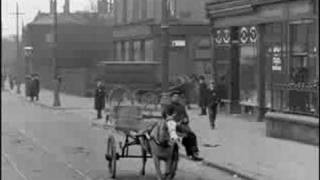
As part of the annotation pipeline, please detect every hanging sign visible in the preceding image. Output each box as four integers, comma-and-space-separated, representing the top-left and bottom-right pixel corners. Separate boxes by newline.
240, 27, 249, 44
249, 26, 257, 43
223, 29, 231, 44
272, 45, 282, 71
215, 30, 222, 44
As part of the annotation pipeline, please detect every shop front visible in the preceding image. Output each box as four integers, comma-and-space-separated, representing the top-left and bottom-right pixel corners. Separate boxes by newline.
206, 0, 318, 144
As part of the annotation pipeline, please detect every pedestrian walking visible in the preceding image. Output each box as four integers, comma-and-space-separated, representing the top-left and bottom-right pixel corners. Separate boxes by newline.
25, 75, 31, 98
198, 75, 208, 116
30, 74, 37, 101
34, 74, 40, 101
207, 81, 220, 129
94, 79, 106, 119
9, 75, 14, 90
162, 91, 203, 161
16, 78, 21, 94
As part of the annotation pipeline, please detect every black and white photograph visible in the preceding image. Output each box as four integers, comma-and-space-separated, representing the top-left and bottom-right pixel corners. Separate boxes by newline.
1, 0, 319, 180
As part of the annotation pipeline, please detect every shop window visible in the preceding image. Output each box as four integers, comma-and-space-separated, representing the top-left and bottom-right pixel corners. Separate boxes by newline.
239, 45, 258, 105
214, 45, 230, 100
287, 21, 318, 115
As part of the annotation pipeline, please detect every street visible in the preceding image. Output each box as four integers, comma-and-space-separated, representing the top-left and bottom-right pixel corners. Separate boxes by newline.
2, 91, 241, 180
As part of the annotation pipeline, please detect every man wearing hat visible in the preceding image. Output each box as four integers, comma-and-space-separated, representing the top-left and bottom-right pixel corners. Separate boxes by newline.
162, 91, 203, 161
94, 79, 106, 119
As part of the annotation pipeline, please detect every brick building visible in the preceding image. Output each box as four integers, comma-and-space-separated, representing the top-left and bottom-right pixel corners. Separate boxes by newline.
99, 0, 212, 90
23, 0, 113, 96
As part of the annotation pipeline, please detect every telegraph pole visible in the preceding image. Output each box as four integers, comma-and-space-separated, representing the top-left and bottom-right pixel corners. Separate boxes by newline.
52, 0, 61, 106
161, 0, 169, 92
10, 2, 24, 77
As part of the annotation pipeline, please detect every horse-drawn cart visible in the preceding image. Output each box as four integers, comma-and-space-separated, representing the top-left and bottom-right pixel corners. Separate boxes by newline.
103, 88, 179, 180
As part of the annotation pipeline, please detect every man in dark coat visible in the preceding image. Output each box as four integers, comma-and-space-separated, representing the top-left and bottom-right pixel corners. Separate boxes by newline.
94, 80, 106, 119
29, 74, 37, 101
198, 76, 208, 115
34, 74, 40, 101
162, 91, 203, 161
207, 81, 220, 129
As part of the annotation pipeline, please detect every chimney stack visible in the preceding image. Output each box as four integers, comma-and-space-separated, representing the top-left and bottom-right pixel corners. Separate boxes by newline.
63, 0, 70, 14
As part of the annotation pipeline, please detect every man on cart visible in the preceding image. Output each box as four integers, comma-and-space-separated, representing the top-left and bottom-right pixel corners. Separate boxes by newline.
162, 91, 203, 161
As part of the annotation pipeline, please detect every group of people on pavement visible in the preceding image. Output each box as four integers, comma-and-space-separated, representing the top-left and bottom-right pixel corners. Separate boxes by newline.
25, 73, 40, 101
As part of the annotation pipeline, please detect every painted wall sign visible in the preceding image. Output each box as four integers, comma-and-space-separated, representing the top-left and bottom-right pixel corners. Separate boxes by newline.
240, 27, 249, 44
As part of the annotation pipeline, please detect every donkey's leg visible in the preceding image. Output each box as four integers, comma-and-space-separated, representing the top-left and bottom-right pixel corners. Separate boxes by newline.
140, 147, 147, 176
152, 155, 163, 180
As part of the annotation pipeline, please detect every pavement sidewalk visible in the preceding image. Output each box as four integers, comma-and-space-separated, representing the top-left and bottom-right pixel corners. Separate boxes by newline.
7, 85, 319, 180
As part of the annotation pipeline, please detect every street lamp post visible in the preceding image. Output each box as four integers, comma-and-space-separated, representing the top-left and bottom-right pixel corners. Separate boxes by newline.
161, 0, 169, 92
159, 0, 170, 110
52, 0, 61, 107
24, 46, 33, 75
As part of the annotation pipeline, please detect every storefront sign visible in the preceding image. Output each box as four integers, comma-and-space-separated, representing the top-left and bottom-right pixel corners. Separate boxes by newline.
171, 40, 186, 47
240, 27, 249, 44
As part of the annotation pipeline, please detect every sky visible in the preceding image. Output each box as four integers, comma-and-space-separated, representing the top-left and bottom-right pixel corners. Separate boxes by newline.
2, 0, 95, 37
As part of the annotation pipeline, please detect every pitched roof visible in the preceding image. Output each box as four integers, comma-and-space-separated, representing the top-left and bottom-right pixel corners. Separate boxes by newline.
29, 12, 113, 26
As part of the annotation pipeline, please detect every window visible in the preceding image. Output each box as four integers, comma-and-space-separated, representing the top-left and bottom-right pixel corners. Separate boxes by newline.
127, 0, 133, 22
116, 42, 122, 60
239, 45, 258, 105
139, 0, 147, 20
107, 0, 114, 14
133, 41, 141, 61
124, 41, 129, 61
287, 21, 318, 114
169, 0, 176, 17
145, 39, 154, 61
146, 0, 154, 19
122, 0, 127, 23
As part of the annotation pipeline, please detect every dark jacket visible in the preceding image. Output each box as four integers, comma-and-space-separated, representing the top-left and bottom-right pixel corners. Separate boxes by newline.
94, 85, 106, 110
34, 79, 40, 94
30, 79, 38, 97
207, 88, 220, 108
198, 82, 208, 107
162, 101, 189, 124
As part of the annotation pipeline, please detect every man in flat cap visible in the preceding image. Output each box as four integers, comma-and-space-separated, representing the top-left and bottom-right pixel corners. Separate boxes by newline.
162, 91, 203, 161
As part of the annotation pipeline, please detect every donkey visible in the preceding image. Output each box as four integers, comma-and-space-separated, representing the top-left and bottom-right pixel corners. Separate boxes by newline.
137, 117, 180, 180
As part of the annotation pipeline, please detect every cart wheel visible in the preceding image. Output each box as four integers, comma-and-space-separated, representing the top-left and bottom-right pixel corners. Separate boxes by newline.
106, 135, 117, 178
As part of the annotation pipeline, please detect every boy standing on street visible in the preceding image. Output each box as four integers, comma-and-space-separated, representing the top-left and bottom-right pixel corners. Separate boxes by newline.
207, 81, 220, 129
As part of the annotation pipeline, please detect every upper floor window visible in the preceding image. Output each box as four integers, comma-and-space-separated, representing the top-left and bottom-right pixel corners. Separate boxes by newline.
168, 0, 176, 17
107, 0, 114, 14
